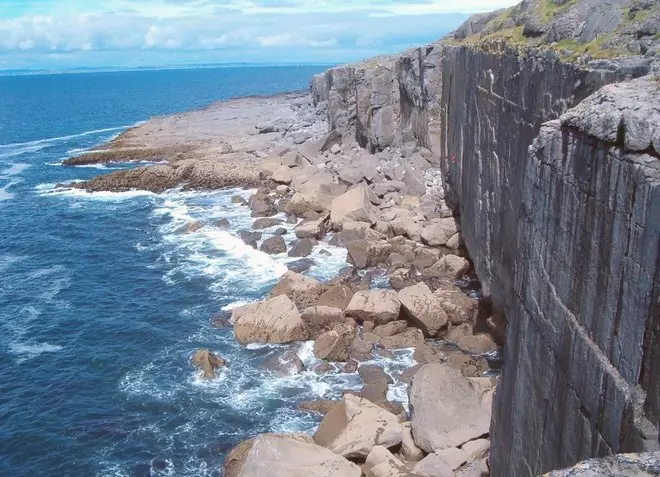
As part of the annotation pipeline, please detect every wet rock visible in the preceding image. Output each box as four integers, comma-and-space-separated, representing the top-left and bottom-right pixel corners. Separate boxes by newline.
342, 359, 359, 373
358, 364, 393, 385
446, 353, 489, 378
456, 333, 498, 355
313, 394, 403, 459
273, 227, 287, 236
185, 220, 204, 233
223, 433, 361, 477
409, 363, 493, 452
287, 258, 314, 273
240, 230, 262, 248
288, 238, 315, 257
253, 217, 284, 229
350, 338, 374, 361
314, 362, 334, 374
192, 349, 225, 379
317, 284, 354, 310
314, 323, 356, 362
262, 350, 305, 376
232, 295, 308, 344
398, 282, 448, 337
232, 195, 247, 205
413, 344, 446, 364
260, 235, 287, 255
248, 192, 277, 217
345, 290, 401, 324
215, 217, 231, 227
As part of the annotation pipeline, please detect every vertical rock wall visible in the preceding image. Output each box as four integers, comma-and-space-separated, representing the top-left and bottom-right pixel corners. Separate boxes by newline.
311, 42, 659, 475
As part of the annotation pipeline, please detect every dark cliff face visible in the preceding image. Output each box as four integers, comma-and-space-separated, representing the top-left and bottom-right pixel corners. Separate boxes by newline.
311, 37, 660, 475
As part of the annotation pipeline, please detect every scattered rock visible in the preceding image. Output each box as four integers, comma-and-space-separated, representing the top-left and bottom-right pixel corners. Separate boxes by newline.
275, 184, 289, 196
262, 350, 305, 376
373, 320, 409, 338
380, 328, 425, 349
409, 363, 492, 452
446, 353, 489, 378
363, 445, 419, 477
288, 238, 315, 257
358, 364, 393, 385
287, 258, 314, 273
270, 271, 325, 309
215, 218, 231, 227
317, 284, 354, 310
232, 295, 308, 344
456, 333, 499, 355
223, 433, 361, 477
301, 305, 348, 338
260, 235, 287, 254
313, 394, 403, 459
434, 285, 480, 326
274, 227, 287, 236
413, 453, 454, 477
425, 255, 470, 280
314, 323, 356, 361
330, 184, 378, 228
401, 422, 425, 463
342, 359, 359, 373
398, 282, 448, 337
413, 344, 446, 364
345, 290, 401, 324
232, 195, 247, 205
185, 220, 204, 233
346, 240, 392, 269
314, 362, 335, 374
192, 349, 225, 379
240, 230, 262, 248
249, 192, 277, 217
253, 217, 284, 229
295, 216, 328, 239
420, 218, 458, 246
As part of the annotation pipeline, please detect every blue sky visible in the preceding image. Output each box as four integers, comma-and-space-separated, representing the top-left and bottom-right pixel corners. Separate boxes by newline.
0, 0, 520, 70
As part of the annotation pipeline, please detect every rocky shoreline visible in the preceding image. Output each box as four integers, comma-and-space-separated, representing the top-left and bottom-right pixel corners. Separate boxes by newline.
59, 60, 505, 476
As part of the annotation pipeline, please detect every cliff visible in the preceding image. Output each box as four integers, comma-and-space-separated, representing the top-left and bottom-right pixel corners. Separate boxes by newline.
311, 0, 660, 474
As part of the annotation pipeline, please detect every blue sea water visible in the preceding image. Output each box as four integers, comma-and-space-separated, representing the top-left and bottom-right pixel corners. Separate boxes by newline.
0, 66, 417, 477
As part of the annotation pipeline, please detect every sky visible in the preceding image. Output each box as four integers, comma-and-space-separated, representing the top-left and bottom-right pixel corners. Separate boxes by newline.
0, 0, 521, 70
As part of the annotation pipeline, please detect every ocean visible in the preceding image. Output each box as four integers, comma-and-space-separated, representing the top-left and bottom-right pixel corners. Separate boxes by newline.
0, 66, 418, 476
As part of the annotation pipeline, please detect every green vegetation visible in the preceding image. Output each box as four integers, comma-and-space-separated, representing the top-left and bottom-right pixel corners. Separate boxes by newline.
537, 0, 580, 24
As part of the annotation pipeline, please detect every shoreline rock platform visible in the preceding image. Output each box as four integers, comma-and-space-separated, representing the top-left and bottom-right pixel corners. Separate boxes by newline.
61, 0, 660, 475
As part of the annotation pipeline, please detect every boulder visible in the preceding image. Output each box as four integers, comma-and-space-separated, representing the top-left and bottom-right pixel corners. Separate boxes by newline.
425, 255, 470, 280
413, 344, 446, 364
413, 453, 454, 477
330, 184, 378, 227
350, 338, 373, 361
223, 433, 361, 477
185, 220, 204, 233
232, 195, 247, 205
301, 306, 348, 338
260, 236, 287, 255
313, 394, 403, 459
358, 364, 393, 385
314, 323, 356, 361
232, 295, 308, 344
216, 218, 231, 227
295, 216, 328, 239
363, 445, 422, 477
346, 240, 392, 269
345, 290, 401, 324
192, 349, 225, 379
288, 238, 315, 257
446, 232, 462, 250
253, 217, 284, 229
275, 185, 289, 196
271, 165, 294, 184
262, 350, 304, 376
446, 353, 489, 378
486, 313, 507, 346
373, 320, 409, 338
287, 258, 314, 273
273, 227, 287, 236
420, 218, 458, 246
317, 285, 354, 310
409, 363, 493, 452
270, 271, 325, 309
249, 192, 277, 217
342, 359, 359, 374
398, 283, 448, 337
240, 230, 262, 248
380, 328, 425, 349
434, 285, 480, 326
456, 333, 498, 355
297, 400, 340, 416
401, 422, 425, 463
413, 248, 442, 268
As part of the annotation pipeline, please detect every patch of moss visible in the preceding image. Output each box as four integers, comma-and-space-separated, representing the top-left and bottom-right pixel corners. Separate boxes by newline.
537, 0, 580, 23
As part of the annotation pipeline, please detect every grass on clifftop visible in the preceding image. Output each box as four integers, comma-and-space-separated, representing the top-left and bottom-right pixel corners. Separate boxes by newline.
537, 0, 580, 23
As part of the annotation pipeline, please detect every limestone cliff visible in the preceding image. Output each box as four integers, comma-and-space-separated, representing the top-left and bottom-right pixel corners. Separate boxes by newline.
311, 0, 660, 474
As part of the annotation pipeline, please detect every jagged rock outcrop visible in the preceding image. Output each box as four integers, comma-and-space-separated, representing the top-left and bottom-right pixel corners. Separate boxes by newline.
545, 452, 660, 476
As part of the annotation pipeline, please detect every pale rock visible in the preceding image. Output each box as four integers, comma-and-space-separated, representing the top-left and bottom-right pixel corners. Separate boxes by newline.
301, 305, 347, 338
425, 255, 470, 279
434, 285, 480, 326
402, 422, 425, 462
380, 328, 425, 349
192, 349, 225, 379
313, 394, 403, 459
232, 295, 308, 344
420, 218, 458, 246
398, 282, 448, 337
347, 240, 393, 269
295, 216, 327, 239
409, 363, 492, 452
345, 290, 401, 324
413, 453, 455, 477
445, 232, 462, 250
330, 183, 378, 227
363, 445, 423, 477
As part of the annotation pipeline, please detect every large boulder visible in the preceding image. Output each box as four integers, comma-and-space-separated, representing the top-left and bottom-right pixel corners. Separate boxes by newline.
409, 363, 493, 452
248, 192, 277, 217
420, 218, 458, 246
270, 271, 325, 309
260, 236, 287, 254
330, 184, 378, 228
345, 290, 401, 324
317, 284, 354, 310
223, 433, 361, 477
314, 394, 403, 459
240, 230, 262, 248
398, 282, 448, 337
295, 216, 328, 239
424, 255, 470, 279
192, 349, 225, 379
301, 305, 349, 338
232, 295, 308, 344
380, 328, 425, 349
288, 238, 315, 257
373, 320, 409, 338
252, 217, 284, 229
433, 285, 480, 326
346, 240, 392, 269
363, 445, 423, 477
314, 323, 356, 361
262, 350, 305, 376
